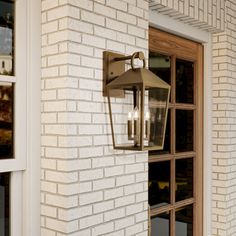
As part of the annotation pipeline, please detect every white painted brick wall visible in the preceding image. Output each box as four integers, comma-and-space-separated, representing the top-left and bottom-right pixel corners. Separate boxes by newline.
41, 0, 149, 235
149, 0, 225, 33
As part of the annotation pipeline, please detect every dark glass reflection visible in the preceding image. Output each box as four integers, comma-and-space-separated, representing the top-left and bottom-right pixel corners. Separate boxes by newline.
0, 83, 13, 159
175, 205, 193, 236
149, 52, 171, 85
149, 109, 170, 156
176, 59, 194, 104
0, 173, 10, 236
0, 0, 14, 76
151, 212, 170, 236
176, 158, 193, 202
148, 88, 169, 147
149, 161, 170, 208
176, 110, 193, 152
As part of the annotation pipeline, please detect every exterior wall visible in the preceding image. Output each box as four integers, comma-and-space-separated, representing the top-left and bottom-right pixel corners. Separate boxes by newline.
41, 0, 149, 235
149, 0, 225, 33
40, 0, 236, 236
150, 0, 236, 236
212, 2, 236, 235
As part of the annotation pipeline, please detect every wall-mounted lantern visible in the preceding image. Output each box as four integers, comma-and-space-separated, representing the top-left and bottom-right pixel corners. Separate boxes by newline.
103, 51, 170, 151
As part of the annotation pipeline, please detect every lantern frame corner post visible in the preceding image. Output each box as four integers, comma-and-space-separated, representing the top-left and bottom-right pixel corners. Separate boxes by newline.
107, 89, 116, 149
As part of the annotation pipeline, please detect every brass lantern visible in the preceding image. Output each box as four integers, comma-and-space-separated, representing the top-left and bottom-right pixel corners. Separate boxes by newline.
103, 51, 170, 151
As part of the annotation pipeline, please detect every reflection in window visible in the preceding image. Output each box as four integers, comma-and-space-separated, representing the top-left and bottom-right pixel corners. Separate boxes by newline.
0, 0, 14, 76
149, 109, 170, 156
149, 161, 170, 208
0, 83, 13, 159
176, 158, 193, 202
151, 212, 170, 236
176, 110, 193, 152
149, 52, 171, 85
0, 172, 10, 236
176, 205, 193, 236
176, 59, 194, 104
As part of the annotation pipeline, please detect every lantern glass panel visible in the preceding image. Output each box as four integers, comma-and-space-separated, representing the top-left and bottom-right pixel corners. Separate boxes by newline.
148, 87, 169, 148
108, 86, 142, 149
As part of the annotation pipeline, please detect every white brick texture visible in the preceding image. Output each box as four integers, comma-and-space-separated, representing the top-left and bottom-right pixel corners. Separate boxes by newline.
212, 1, 236, 235
149, 0, 225, 33
41, 0, 148, 235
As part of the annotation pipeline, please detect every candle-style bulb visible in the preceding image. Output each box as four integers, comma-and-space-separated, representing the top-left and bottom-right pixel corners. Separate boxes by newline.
145, 110, 150, 120
133, 106, 139, 120
127, 110, 133, 140
128, 111, 132, 120
145, 110, 150, 140
133, 106, 139, 146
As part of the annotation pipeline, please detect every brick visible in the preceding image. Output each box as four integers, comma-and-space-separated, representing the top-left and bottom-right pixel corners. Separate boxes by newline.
45, 170, 78, 183
42, 0, 58, 11
93, 178, 115, 191
79, 169, 103, 181
94, 26, 117, 40
94, 3, 116, 18
106, 0, 127, 11
117, 11, 137, 24
58, 206, 92, 221
115, 216, 135, 230
79, 191, 103, 205
92, 157, 115, 168
46, 218, 78, 233
45, 147, 78, 159
92, 222, 114, 236
93, 200, 114, 214
41, 205, 57, 218
105, 166, 124, 177
104, 187, 124, 200
126, 223, 143, 236
68, 0, 93, 11
58, 136, 92, 147
116, 175, 135, 186
79, 146, 103, 158
81, 10, 105, 26
80, 214, 103, 229
41, 181, 57, 193
82, 34, 106, 48
106, 18, 127, 33
46, 194, 78, 208
104, 208, 125, 221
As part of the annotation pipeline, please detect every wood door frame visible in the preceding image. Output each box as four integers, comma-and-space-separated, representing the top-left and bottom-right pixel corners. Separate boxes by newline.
149, 27, 203, 236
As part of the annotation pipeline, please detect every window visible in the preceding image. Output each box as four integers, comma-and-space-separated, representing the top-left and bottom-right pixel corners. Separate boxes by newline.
149, 28, 203, 236
0, 0, 27, 234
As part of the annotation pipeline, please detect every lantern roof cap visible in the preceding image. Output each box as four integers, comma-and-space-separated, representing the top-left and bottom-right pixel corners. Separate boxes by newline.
106, 68, 170, 89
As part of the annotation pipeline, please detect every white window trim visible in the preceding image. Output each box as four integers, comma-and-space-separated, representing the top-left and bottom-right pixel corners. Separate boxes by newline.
22, 0, 41, 235
0, 0, 40, 235
149, 11, 212, 236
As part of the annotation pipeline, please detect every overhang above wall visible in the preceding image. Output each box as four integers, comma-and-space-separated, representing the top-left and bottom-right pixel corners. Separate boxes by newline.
149, 0, 225, 33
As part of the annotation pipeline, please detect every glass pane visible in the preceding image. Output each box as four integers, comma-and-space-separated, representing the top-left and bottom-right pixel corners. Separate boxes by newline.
149, 109, 170, 156
149, 161, 170, 208
149, 52, 171, 85
175, 205, 193, 236
151, 212, 170, 236
0, 0, 14, 76
0, 83, 13, 159
148, 88, 169, 148
0, 172, 10, 236
176, 59, 194, 104
176, 158, 193, 202
176, 110, 193, 152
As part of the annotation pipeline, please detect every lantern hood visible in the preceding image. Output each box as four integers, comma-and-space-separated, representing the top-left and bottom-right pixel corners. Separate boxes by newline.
106, 67, 170, 90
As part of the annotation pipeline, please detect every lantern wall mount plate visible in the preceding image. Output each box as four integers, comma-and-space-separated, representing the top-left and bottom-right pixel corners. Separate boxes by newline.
103, 51, 170, 151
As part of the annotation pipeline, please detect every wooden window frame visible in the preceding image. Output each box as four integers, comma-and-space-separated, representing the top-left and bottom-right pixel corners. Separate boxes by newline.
149, 27, 203, 236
